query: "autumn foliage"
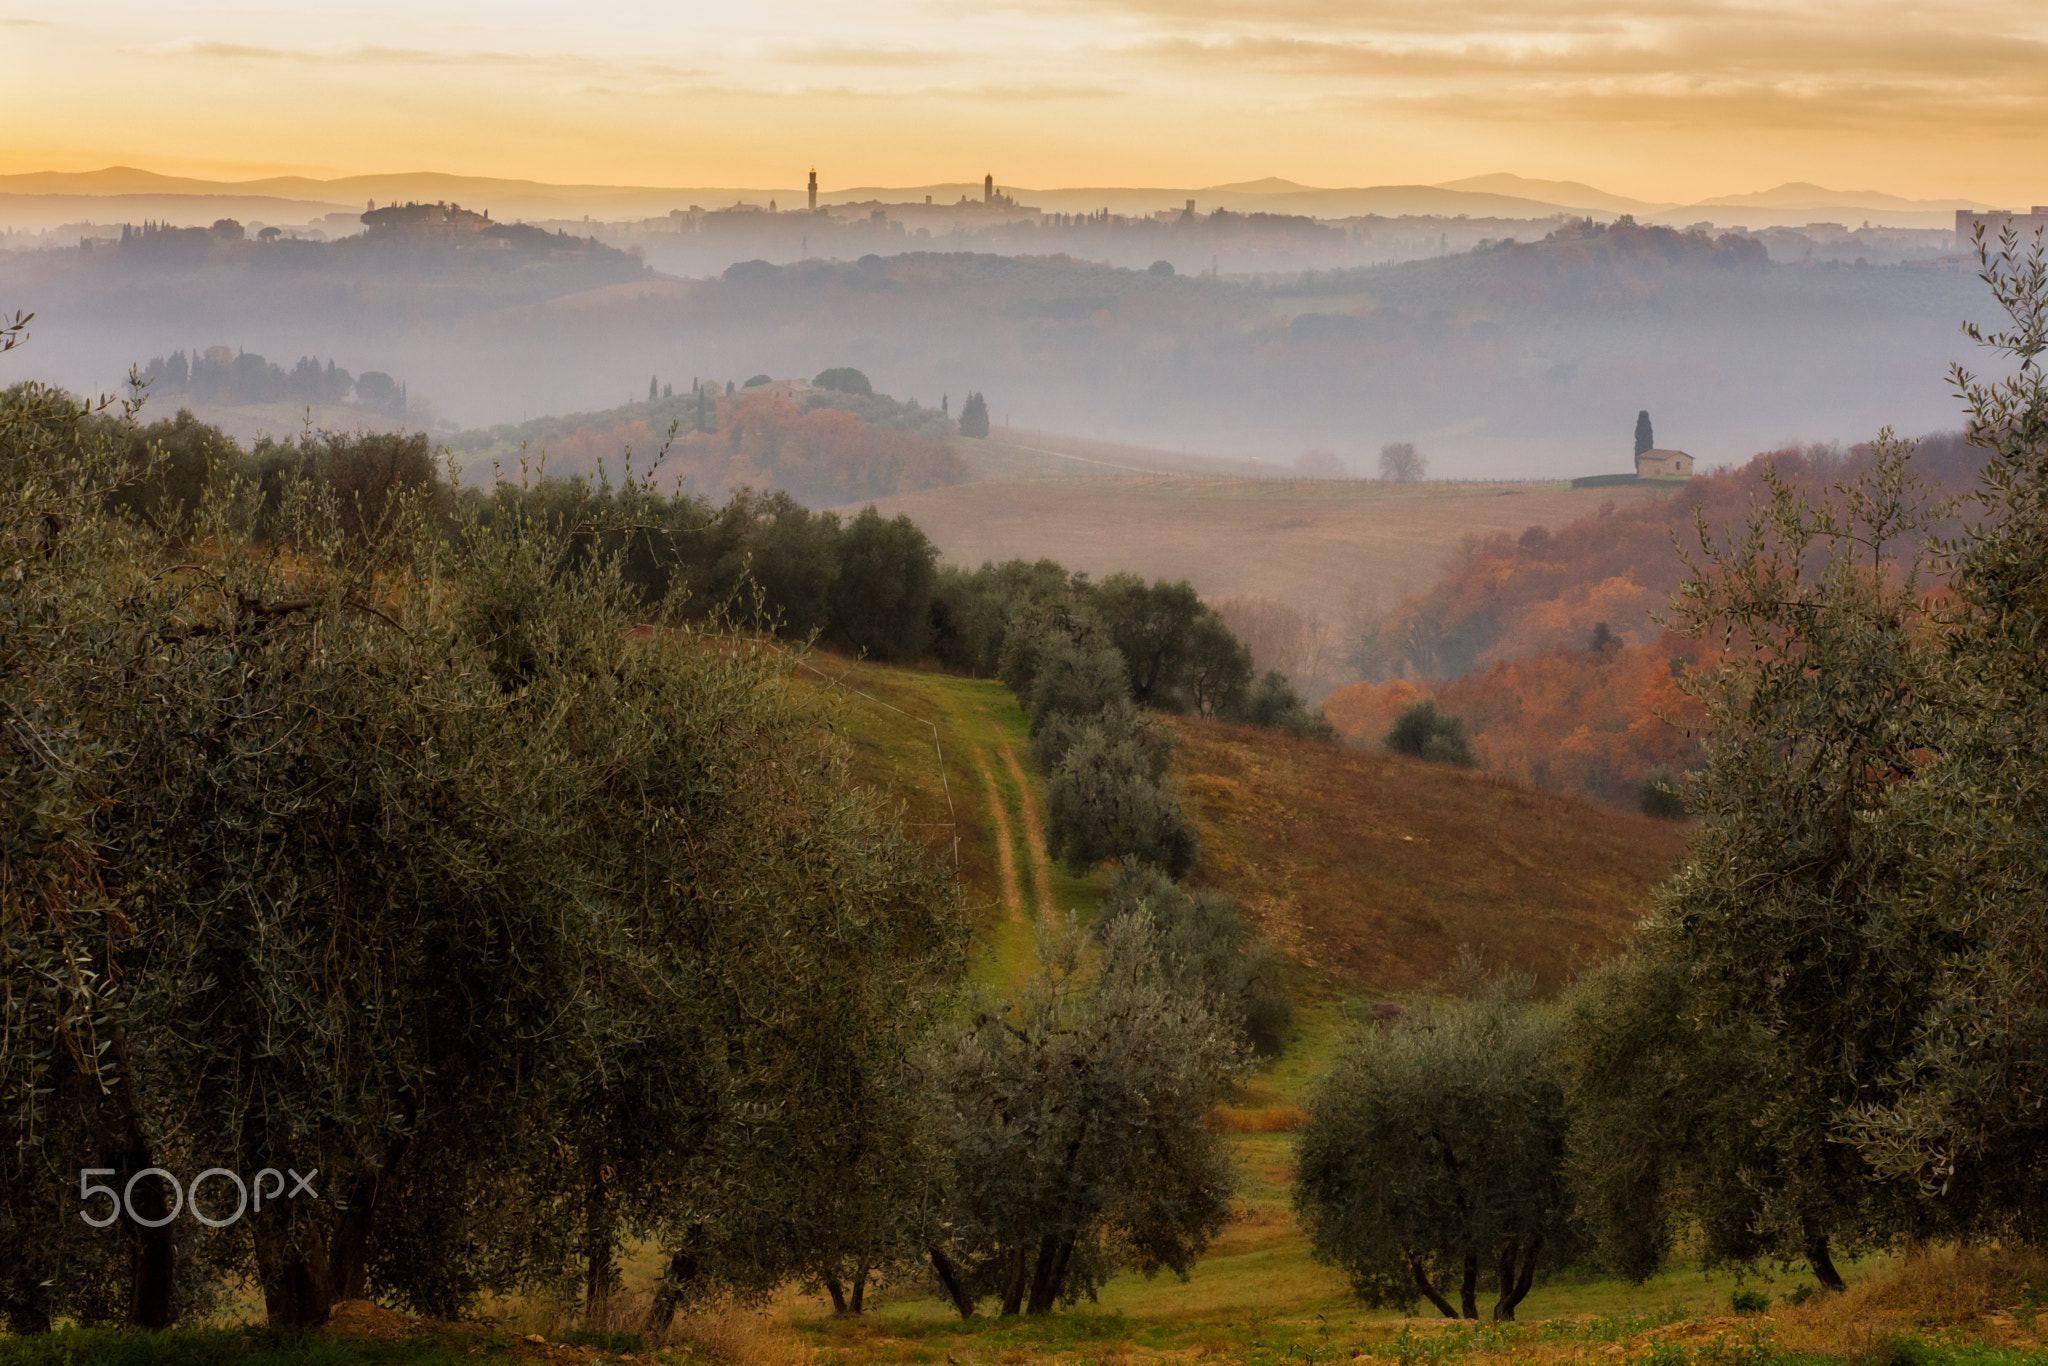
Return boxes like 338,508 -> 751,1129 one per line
1364,434 -> 1981,684
1331,433 -> 1985,808
1328,633 -> 1708,807
523,393 -> 970,506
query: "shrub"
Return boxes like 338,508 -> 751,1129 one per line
1236,669 -> 1335,738
1384,699 -> 1475,766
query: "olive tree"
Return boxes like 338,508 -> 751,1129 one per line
922,916 -> 1242,1317
827,505 -> 937,661
1,376 -> 965,1329
1561,236 -> 2048,1278
1293,986 -> 1575,1321
1039,714 -> 1200,877
1096,861 -> 1290,1057
0,371 -> 203,1331
1559,952 -> 1786,1282
1084,574 -> 1206,709
1838,226 -> 2048,1234
1625,434 -> 1954,1284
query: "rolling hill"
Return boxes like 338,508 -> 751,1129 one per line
799,653 -> 1686,996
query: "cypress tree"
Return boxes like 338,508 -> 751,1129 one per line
1634,410 -> 1654,457
959,392 -> 990,439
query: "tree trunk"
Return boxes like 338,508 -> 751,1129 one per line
331,1136 -> 408,1305
101,1019 -> 175,1329
644,1240 -> 701,1334
1408,1253 -> 1459,1319
850,1264 -> 869,1314
254,1215 -> 334,1327
928,1247 -> 975,1320
1025,1234 -> 1063,1314
118,1148 -> 177,1329
1806,1233 -> 1846,1292
824,1276 -> 848,1315
584,1149 -> 614,1314
1494,1232 -> 1543,1321
1493,1241 -> 1518,1322
1460,1254 -> 1479,1320
1041,1236 -> 1076,1314
999,1245 -> 1029,1316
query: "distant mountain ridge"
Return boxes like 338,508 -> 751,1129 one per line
1433,173 -> 1666,215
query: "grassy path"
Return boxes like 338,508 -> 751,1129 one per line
972,746 -> 1025,921
997,741 -> 1056,920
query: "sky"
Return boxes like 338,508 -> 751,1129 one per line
5,0 -> 2047,203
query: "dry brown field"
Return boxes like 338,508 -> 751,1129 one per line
851,475 -> 1678,625
1169,714 -> 1689,994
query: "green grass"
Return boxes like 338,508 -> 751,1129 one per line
796,655 -> 1111,987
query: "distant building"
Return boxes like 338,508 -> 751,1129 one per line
808,169 -> 818,213
360,201 -> 489,241
1956,207 -> 2048,246
976,173 -> 1022,211
747,378 -> 815,400
1636,448 -> 1694,479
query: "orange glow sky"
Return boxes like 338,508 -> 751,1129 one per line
6,0 -> 2046,202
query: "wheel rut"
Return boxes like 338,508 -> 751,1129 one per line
999,742 -> 1056,922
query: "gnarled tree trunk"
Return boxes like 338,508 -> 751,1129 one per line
929,1247 -> 974,1320
1409,1252 -> 1460,1319
998,1244 -> 1029,1316
1493,1232 -> 1544,1321
1806,1232 -> 1846,1292
252,1136 -> 407,1327
644,1236 -> 702,1334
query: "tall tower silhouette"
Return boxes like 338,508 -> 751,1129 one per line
984,173 -> 993,205
808,168 -> 817,212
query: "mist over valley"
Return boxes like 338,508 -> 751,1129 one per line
0,178 -> 1997,478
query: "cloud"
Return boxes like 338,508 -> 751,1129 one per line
771,42 -> 960,68
1125,27 -> 2048,82
1085,0 -> 2048,144
1404,79 -> 2048,137
147,38 -> 701,81
934,82 -> 1125,101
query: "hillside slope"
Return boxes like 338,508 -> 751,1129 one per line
802,653 -> 1687,995
1169,717 -> 1686,993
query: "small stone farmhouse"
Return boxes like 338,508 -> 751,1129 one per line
1635,448 -> 1694,478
